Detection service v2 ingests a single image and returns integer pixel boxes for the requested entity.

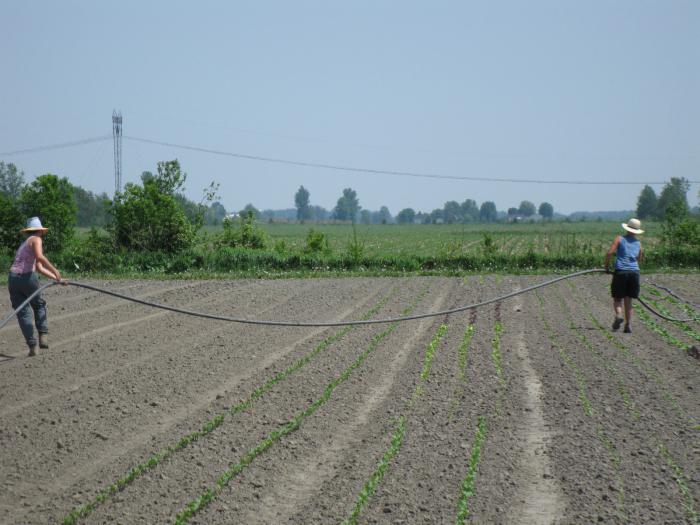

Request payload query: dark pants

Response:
[8,272,48,348]
[610,270,640,299]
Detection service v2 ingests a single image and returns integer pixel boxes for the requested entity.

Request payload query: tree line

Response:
[293,185,554,224]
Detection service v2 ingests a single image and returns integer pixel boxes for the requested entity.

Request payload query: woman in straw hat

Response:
[7,217,66,356]
[604,218,644,334]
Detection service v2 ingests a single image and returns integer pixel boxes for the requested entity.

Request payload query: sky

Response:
[2,0,699,215]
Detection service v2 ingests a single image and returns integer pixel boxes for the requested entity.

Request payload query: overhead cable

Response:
[125,135,699,186]
[0,136,112,156]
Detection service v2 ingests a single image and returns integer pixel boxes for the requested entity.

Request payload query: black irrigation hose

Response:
[636,298,698,323]
[647,281,700,310]
[0,269,693,330]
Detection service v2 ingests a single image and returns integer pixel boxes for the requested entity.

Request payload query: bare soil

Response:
[0,274,698,524]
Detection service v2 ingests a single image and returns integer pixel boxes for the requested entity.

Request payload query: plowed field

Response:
[1,275,698,524]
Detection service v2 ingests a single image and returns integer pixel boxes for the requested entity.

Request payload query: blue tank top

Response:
[615,235,640,271]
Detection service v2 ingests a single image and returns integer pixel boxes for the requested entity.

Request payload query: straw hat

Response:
[622,218,644,235]
[21,217,49,233]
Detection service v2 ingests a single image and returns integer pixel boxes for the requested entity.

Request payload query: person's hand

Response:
[59,278,69,286]
[53,271,62,282]
[605,266,613,275]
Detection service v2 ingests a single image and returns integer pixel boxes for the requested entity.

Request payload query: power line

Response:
[124,135,699,186]
[0,136,112,156]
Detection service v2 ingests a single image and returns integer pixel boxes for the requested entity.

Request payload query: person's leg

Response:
[611,274,624,330]
[623,297,633,332]
[8,275,38,353]
[28,274,48,348]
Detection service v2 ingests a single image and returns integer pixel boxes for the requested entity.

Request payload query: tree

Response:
[240,203,260,218]
[73,185,110,227]
[378,206,392,224]
[538,202,554,220]
[507,207,519,218]
[635,185,657,220]
[19,174,77,252]
[294,185,311,222]
[396,208,416,224]
[656,178,690,220]
[204,201,228,225]
[443,201,462,224]
[480,201,498,222]
[460,199,479,222]
[0,162,25,199]
[109,160,195,252]
[359,210,371,225]
[519,200,536,217]
[0,192,24,250]
[332,188,360,222]
[310,205,330,221]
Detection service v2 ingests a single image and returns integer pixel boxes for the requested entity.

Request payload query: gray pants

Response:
[8,272,48,348]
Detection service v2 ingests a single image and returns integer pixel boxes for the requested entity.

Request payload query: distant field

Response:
[204,221,663,258]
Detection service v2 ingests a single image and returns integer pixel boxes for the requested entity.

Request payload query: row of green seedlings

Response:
[448,309,477,421]
[565,281,696,428]
[342,323,449,525]
[534,290,628,521]
[645,284,700,323]
[455,304,504,524]
[637,286,700,350]
[173,287,432,524]
[554,289,698,523]
[63,292,395,525]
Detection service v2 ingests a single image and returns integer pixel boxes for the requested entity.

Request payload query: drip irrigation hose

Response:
[647,281,700,310]
[0,269,694,330]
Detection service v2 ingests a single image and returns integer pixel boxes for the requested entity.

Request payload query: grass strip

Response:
[658,443,699,525]
[448,323,476,422]
[174,288,430,524]
[344,323,449,524]
[63,294,390,525]
[638,296,700,343]
[455,416,487,524]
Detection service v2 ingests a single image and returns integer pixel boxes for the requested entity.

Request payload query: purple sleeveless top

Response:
[10,239,37,274]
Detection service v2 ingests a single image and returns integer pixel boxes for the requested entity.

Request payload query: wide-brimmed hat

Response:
[622,218,644,235]
[21,217,49,233]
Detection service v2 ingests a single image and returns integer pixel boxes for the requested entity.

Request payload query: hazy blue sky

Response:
[2,1,698,215]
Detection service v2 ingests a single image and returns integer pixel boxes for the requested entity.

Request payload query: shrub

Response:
[219,211,267,249]
[304,228,330,255]
[109,161,196,252]
[0,193,24,252]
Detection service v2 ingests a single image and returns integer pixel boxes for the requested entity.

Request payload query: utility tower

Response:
[112,110,123,195]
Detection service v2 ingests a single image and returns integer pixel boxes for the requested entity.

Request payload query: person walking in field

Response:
[604,218,644,334]
[7,217,66,356]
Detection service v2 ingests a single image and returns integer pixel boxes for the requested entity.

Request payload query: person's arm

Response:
[604,236,621,271]
[29,237,62,281]
[637,243,643,265]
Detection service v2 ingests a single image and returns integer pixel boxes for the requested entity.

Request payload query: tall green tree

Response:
[332,188,360,222]
[480,201,498,222]
[377,206,392,224]
[73,185,110,227]
[0,193,24,251]
[20,174,77,252]
[396,208,416,224]
[294,185,311,222]
[0,162,25,199]
[538,202,554,220]
[109,160,195,252]
[519,200,536,217]
[359,209,371,225]
[635,185,657,220]
[443,201,462,224]
[460,199,479,222]
[656,177,690,220]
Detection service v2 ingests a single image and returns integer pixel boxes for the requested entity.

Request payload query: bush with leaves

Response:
[661,202,700,250]
[219,210,267,249]
[304,228,330,254]
[109,160,196,252]
[20,174,77,252]
[0,192,24,252]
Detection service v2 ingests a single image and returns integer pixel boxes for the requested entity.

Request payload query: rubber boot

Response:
[28,345,36,357]
[39,333,49,349]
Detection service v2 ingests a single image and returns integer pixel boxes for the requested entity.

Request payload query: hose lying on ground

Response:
[0,269,695,331]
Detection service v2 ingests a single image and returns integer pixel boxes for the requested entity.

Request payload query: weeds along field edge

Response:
[62,290,400,525]
[172,288,431,524]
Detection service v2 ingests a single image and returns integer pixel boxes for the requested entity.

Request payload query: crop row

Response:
[342,323,448,524]
[63,291,397,524]
[557,286,698,522]
[174,288,431,523]
[535,291,627,519]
